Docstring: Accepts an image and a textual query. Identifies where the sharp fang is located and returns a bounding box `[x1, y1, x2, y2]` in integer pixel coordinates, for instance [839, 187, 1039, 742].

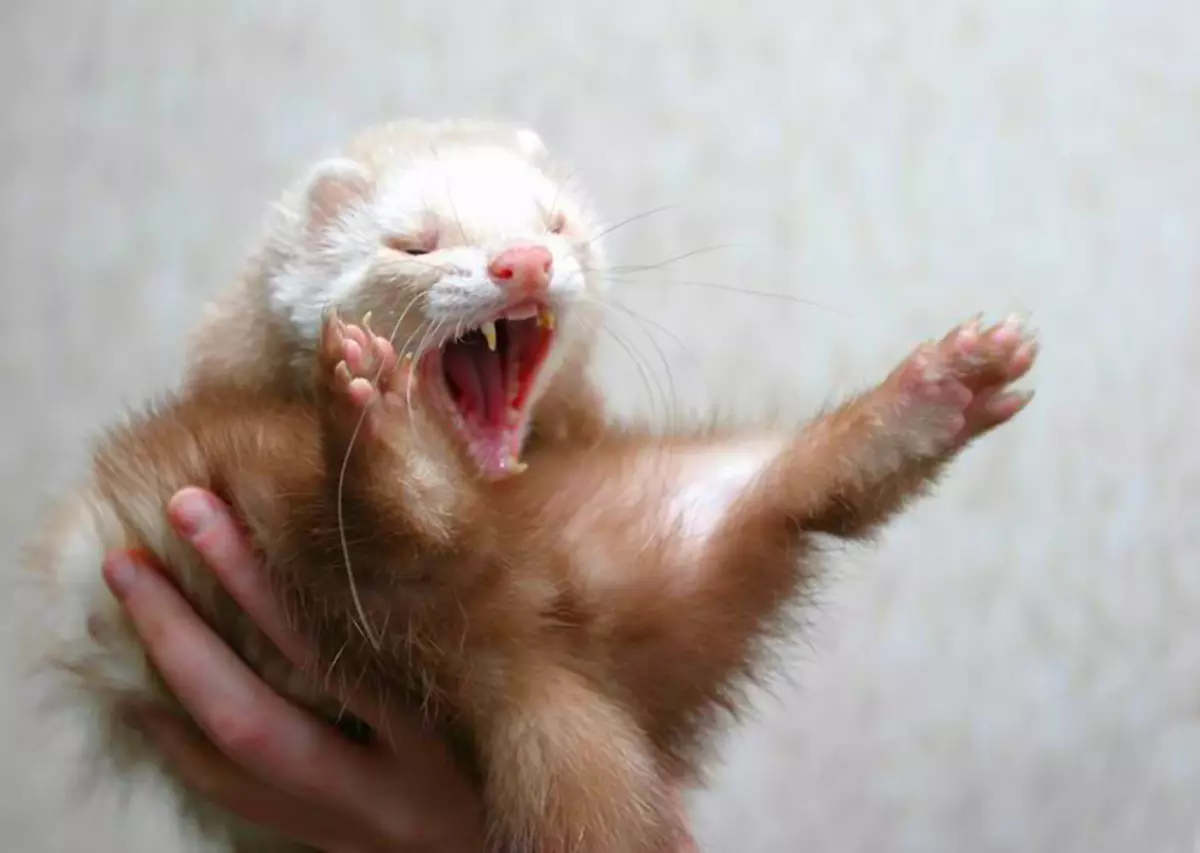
[481, 320, 497, 351]
[538, 307, 556, 330]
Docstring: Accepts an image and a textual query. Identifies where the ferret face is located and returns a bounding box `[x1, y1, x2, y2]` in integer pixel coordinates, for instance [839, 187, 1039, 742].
[266, 121, 606, 479]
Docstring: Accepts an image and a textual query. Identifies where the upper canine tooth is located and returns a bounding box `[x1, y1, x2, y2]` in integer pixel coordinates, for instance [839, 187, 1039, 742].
[481, 321, 497, 351]
[538, 308, 556, 330]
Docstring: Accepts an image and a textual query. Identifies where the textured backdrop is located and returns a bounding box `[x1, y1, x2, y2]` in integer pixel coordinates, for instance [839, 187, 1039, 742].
[2, 1, 1198, 851]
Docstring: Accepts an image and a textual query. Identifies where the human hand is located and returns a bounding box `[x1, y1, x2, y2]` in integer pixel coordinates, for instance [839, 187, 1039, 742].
[102, 487, 484, 853]
[102, 487, 699, 852]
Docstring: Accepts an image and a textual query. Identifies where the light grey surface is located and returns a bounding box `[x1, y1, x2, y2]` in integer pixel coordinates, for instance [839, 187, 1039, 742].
[3, 1, 1199, 851]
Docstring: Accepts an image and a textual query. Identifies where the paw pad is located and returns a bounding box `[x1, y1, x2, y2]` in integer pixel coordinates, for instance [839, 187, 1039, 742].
[888, 314, 1039, 450]
[319, 310, 412, 417]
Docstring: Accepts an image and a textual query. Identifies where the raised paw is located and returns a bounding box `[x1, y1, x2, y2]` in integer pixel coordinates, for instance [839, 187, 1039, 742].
[884, 314, 1038, 452]
[318, 310, 413, 438]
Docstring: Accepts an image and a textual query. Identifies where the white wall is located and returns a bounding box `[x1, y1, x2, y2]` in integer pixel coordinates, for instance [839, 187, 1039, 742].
[2, 1, 1197, 850]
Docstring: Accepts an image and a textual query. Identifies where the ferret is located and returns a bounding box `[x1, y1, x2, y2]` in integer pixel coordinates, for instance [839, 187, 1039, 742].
[182, 119, 608, 456]
[20, 119, 1040, 853]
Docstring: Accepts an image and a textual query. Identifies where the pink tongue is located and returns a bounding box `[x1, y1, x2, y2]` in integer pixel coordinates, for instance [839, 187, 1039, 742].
[444, 343, 506, 426]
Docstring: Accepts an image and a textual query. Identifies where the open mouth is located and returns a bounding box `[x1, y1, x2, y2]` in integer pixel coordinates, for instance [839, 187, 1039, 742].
[422, 301, 557, 478]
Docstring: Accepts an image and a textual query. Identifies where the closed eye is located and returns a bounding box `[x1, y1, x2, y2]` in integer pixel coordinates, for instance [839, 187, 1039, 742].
[385, 234, 437, 256]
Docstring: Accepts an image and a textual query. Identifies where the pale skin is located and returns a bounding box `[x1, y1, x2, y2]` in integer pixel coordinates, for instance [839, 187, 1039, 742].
[102, 488, 698, 853]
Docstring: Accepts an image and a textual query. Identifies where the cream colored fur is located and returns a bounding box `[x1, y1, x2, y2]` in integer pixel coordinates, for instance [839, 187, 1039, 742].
[2, 3, 1197, 852]
[14, 118, 610, 853]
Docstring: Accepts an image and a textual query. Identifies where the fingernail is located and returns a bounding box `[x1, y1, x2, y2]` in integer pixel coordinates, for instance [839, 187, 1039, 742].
[103, 550, 144, 597]
[171, 489, 216, 539]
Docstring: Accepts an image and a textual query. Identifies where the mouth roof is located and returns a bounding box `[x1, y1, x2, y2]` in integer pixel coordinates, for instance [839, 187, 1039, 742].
[428, 303, 556, 478]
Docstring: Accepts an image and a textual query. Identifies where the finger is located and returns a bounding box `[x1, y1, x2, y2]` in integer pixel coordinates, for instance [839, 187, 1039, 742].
[167, 489, 316, 675]
[102, 550, 373, 805]
[344, 337, 367, 376]
[168, 488, 420, 739]
[127, 705, 349, 851]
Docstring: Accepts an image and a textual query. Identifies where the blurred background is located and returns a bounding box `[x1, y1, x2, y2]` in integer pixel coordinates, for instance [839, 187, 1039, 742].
[2, 1, 1198, 851]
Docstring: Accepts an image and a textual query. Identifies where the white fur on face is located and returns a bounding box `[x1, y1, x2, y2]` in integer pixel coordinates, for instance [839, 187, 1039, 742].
[268, 144, 599, 342]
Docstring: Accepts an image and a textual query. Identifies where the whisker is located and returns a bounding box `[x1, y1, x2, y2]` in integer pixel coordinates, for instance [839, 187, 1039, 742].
[384, 312, 436, 438]
[384, 292, 429, 355]
[605, 243, 748, 272]
[335, 420, 382, 649]
[331, 293, 431, 652]
[593, 294, 702, 373]
[604, 272, 846, 315]
[584, 204, 681, 245]
[588, 296, 683, 433]
[394, 318, 433, 363]
[589, 314, 669, 426]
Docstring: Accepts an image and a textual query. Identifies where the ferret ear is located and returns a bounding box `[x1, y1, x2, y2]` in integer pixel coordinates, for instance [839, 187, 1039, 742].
[300, 157, 374, 235]
[513, 128, 548, 162]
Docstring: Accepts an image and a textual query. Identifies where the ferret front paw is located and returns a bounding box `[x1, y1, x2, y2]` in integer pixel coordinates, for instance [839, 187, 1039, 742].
[318, 310, 413, 440]
[883, 314, 1038, 454]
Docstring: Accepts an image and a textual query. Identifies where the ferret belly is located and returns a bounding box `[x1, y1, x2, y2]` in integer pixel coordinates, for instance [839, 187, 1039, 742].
[549, 436, 786, 598]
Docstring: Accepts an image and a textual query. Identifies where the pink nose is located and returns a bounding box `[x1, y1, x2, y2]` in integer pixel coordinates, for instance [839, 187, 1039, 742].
[488, 245, 553, 293]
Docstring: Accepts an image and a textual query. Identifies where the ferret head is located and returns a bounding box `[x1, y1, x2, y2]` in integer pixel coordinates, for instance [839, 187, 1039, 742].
[262, 119, 606, 478]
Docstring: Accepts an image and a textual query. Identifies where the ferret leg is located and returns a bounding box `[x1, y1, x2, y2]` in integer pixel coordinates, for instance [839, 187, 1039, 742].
[313, 310, 463, 545]
[765, 314, 1039, 539]
[591, 317, 1038, 760]
[475, 661, 678, 853]
[315, 309, 415, 452]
